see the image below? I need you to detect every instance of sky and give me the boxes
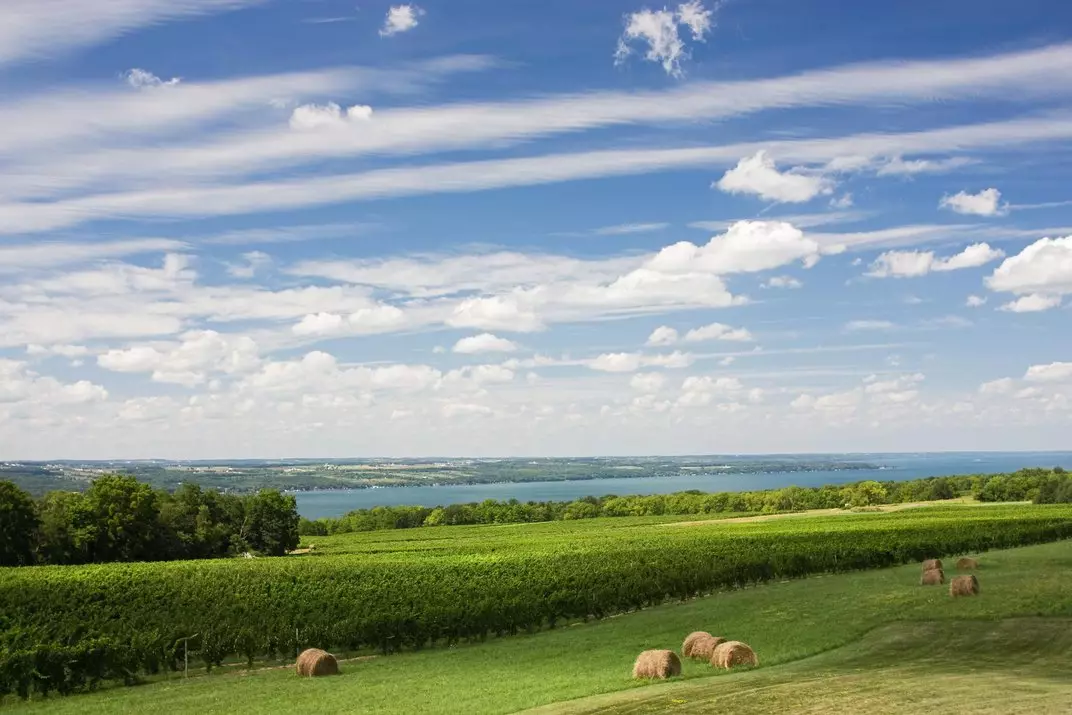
[1,0,1071,459]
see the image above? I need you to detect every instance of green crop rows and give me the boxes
[2,504,1071,699]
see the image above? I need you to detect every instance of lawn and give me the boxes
[7,536,1072,714]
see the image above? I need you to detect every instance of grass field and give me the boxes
[7,530,1072,714]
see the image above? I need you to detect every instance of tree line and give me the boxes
[0,475,300,567]
[298,467,1071,535]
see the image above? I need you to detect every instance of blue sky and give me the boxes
[1,0,1071,458]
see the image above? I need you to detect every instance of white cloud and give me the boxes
[291,305,406,336]
[979,377,1015,395]
[867,243,1004,278]
[939,188,1009,217]
[630,372,666,393]
[830,193,854,208]
[0,239,186,273]
[998,294,1063,313]
[614,2,714,77]
[676,375,744,408]
[124,68,181,89]
[380,4,423,36]
[986,236,1072,302]
[646,326,679,346]
[587,351,693,373]
[715,151,834,203]
[97,330,260,386]
[646,220,822,275]
[25,344,89,358]
[763,275,803,289]
[0,0,267,69]
[289,102,373,130]
[683,322,753,343]
[845,320,896,331]
[1025,362,1072,383]
[452,333,519,354]
[966,295,987,307]
[225,251,271,278]
[591,222,670,236]
[872,155,973,176]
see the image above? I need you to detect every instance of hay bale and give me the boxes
[710,640,759,669]
[920,568,945,586]
[921,558,943,572]
[956,557,979,570]
[632,649,682,679]
[295,648,339,677]
[682,631,723,660]
[950,574,980,597]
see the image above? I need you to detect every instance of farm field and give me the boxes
[3,504,1072,713]
[5,536,1072,714]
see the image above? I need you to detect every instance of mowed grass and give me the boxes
[7,537,1072,715]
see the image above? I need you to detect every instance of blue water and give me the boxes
[293,452,1072,519]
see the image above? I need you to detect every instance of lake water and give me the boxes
[293,452,1072,519]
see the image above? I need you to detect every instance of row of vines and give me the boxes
[3,505,1072,698]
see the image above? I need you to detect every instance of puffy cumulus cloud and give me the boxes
[124,68,180,89]
[998,294,1063,313]
[966,295,987,308]
[646,220,822,275]
[240,351,441,396]
[683,322,753,343]
[587,350,693,373]
[447,293,544,332]
[292,305,406,337]
[645,322,751,345]
[380,4,423,36]
[97,330,260,386]
[715,151,834,203]
[1024,362,1072,383]
[939,188,1008,217]
[444,364,515,386]
[676,375,744,408]
[863,372,924,404]
[866,243,1004,278]
[614,1,714,77]
[289,102,373,130]
[225,251,271,279]
[986,236,1072,308]
[763,275,802,289]
[630,372,666,393]
[0,359,107,406]
[978,377,1015,395]
[646,326,679,346]
[452,333,519,354]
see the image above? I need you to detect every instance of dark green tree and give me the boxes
[243,490,299,556]
[81,475,162,562]
[0,480,40,566]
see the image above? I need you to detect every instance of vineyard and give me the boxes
[2,504,1072,699]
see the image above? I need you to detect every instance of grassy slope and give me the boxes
[8,535,1072,714]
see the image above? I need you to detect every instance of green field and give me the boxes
[4,505,1072,713]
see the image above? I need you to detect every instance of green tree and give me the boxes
[81,474,162,562]
[243,490,299,556]
[842,480,888,508]
[0,481,39,566]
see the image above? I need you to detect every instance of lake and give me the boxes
[293,451,1072,519]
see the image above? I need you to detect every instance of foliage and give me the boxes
[300,470,1066,535]
[0,482,39,567]
[2,504,1072,699]
[9,476,298,566]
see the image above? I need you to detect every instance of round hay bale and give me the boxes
[681,631,710,658]
[682,632,723,660]
[632,649,682,679]
[921,558,943,572]
[950,574,980,597]
[295,648,339,677]
[920,568,945,586]
[956,557,979,570]
[710,640,758,669]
